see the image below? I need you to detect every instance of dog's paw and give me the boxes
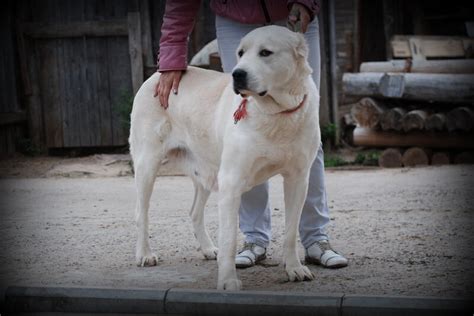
[286,264,314,282]
[136,253,158,267]
[202,247,218,260]
[217,278,242,291]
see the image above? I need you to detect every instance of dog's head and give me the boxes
[232,25,312,98]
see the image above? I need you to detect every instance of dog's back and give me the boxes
[129,67,233,191]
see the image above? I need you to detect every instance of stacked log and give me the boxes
[344,57,474,167]
[425,113,446,131]
[380,107,406,131]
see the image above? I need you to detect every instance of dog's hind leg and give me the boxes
[190,180,218,260]
[134,151,161,267]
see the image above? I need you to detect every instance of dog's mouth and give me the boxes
[233,87,267,98]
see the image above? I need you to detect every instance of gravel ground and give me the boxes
[0,165,473,299]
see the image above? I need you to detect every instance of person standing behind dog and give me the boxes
[155,0,348,269]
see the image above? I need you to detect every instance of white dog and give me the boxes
[129,25,320,290]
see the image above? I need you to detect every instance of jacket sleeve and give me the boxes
[158,0,201,72]
[287,0,321,21]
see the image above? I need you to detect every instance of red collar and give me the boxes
[278,94,307,115]
[233,94,307,124]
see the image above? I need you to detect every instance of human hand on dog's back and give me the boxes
[154,70,182,109]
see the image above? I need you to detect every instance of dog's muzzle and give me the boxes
[232,69,248,94]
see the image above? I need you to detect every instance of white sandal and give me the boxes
[235,242,266,269]
[305,240,348,268]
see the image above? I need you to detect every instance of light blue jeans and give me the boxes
[215,15,330,249]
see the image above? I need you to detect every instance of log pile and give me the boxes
[342,53,474,168]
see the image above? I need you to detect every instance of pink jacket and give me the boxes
[158,0,320,72]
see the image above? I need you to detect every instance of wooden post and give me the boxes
[128,12,144,95]
[328,0,340,145]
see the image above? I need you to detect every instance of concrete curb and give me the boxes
[2,286,473,315]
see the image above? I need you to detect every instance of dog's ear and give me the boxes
[293,33,312,76]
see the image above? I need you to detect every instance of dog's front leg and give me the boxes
[216,172,244,291]
[283,172,315,282]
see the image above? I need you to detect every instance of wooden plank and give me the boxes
[0,10,20,113]
[60,38,82,147]
[139,0,155,68]
[25,39,45,150]
[84,0,114,146]
[0,112,27,126]
[343,73,474,103]
[85,37,113,146]
[391,39,411,58]
[21,20,128,38]
[77,37,93,147]
[107,35,131,146]
[128,12,143,95]
[37,39,63,148]
[16,21,32,96]
[391,35,474,59]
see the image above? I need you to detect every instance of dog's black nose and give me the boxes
[232,69,248,94]
[232,69,247,81]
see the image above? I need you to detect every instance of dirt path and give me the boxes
[1,165,473,299]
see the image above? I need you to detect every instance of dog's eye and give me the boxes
[238,49,244,57]
[259,49,273,57]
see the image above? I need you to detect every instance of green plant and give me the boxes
[354,151,381,166]
[321,123,336,144]
[324,154,348,167]
[114,90,134,130]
